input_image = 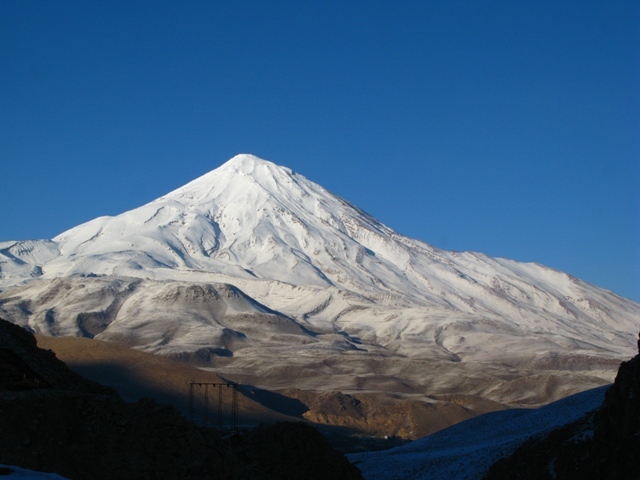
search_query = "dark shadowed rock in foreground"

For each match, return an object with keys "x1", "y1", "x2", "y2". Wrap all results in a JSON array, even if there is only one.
[
  {"x1": 0, "y1": 318, "x2": 363, "y2": 480},
  {"x1": 230, "y1": 422, "x2": 364, "y2": 480},
  {"x1": 485, "y1": 348, "x2": 640, "y2": 479}
]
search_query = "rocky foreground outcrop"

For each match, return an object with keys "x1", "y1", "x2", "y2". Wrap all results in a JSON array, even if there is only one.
[
  {"x1": 0, "y1": 318, "x2": 363, "y2": 480},
  {"x1": 484, "y1": 345, "x2": 640, "y2": 479}
]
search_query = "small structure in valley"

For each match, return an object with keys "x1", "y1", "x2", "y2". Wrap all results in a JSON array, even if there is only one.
[{"x1": 188, "y1": 382, "x2": 238, "y2": 429}]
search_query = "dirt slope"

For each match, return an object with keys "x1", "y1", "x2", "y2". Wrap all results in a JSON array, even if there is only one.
[{"x1": 36, "y1": 334, "x2": 297, "y2": 426}]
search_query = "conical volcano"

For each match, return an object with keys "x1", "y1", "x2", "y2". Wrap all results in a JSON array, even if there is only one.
[
  {"x1": 32, "y1": 154, "x2": 638, "y2": 353},
  {"x1": 49, "y1": 153, "x2": 444, "y2": 296},
  {"x1": 1, "y1": 155, "x2": 639, "y2": 438}
]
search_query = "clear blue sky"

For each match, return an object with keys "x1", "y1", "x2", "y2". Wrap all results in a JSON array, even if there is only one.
[{"x1": 1, "y1": 1, "x2": 638, "y2": 302}]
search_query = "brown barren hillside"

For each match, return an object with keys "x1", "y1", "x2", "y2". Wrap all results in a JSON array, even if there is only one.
[
  {"x1": 36, "y1": 334, "x2": 298, "y2": 426},
  {"x1": 36, "y1": 333, "x2": 617, "y2": 441}
]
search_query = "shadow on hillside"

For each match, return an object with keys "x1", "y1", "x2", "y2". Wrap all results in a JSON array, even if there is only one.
[
  {"x1": 236, "y1": 384, "x2": 309, "y2": 417},
  {"x1": 39, "y1": 358, "x2": 407, "y2": 455},
  {"x1": 66, "y1": 362, "x2": 271, "y2": 426}
]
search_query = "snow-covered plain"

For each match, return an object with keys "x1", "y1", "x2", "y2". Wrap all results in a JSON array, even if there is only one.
[
  {"x1": 1, "y1": 154, "x2": 638, "y2": 420},
  {"x1": 348, "y1": 385, "x2": 608, "y2": 480}
]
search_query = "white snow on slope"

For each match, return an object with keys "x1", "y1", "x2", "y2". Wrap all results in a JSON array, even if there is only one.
[
  {"x1": 0, "y1": 240, "x2": 59, "y2": 283},
  {"x1": 349, "y1": 385, "x2": 608, "y2": 480}
]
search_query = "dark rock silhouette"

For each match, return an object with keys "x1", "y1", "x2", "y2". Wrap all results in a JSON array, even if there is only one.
[{"x1": 0, "y1": 318, "x2": 363, "y2": 480}]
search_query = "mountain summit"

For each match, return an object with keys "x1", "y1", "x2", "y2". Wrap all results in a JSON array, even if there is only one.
[
  {"x1": 1, "y1": 154, "x2": 639, "y2": 433},
  {"x1": 50, "y1": 153, "x2": 394, "y2": 288}
]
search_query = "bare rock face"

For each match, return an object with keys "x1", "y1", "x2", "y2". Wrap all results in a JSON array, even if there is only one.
[
  {"x1": 484, "y1": 344, "x2": 640, "y2": 479},
  {"x1": 0, "y1": 318, "x2": 363, "y2": 480},
  {"x1": 290, "y1": 389, "x2": 492, "y2": 439}
]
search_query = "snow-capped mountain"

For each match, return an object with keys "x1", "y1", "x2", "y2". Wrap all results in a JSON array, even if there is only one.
[{"x1": 1, "y1": 154, "x2": 639, "y2": 419}]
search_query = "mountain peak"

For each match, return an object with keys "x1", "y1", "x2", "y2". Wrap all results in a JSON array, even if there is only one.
[
  {"x1": 222, "y1": 153, "x2": 264, "y2": 170},
  {"x1": 218, "y1": 154, "x2": 282, "y2": 176},
  {"x1": 162, "y1": 154, "x2": 295, "y2": 203}
]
